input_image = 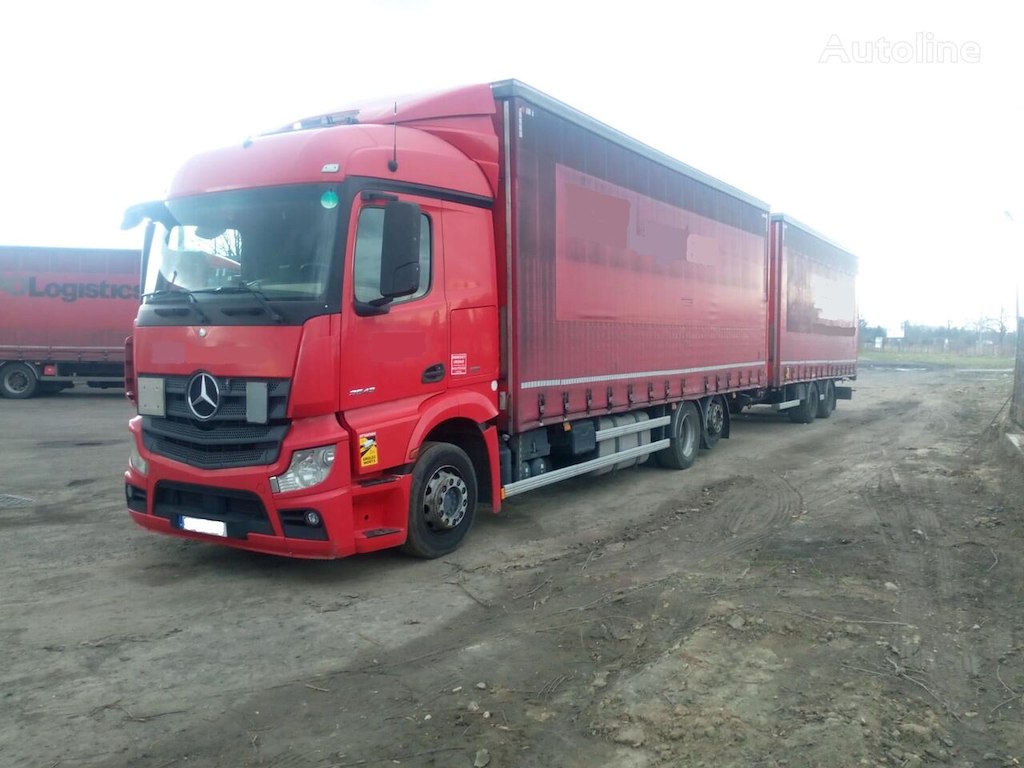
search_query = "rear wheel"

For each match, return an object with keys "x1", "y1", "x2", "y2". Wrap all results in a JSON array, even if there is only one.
[
  {"x1": 401, "y1": 442, "x2": 478, "y2": 558},
  {"x1": 701, "y1": 396, "x2": 726, "y2": 449},
  {"x1": 656, "y1": 401, "x2": 701, "y2": 469},
  {"x1": 788, "y1": 382, "x2": 819, "y2": 424},
  {"x1": 0, "y1": 363, "x2": 39, "y2": 399},
  {"x1": 816, "y1": 380, "x2": 836, "y2": 419}
]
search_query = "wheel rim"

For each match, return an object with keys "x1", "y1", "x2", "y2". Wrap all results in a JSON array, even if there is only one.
[
  {"x1": 5, "y1": 370, "x2": 29, "y2": 394},
  {"x1": 422, "y1": 465, "x2": 469, "y2": 531},
  {"x1": 681, "y1": 409, "x2": 699, "y2": 453},
  {"x1": 707, "y1": 400, "x2": 725, "y2": 436}
]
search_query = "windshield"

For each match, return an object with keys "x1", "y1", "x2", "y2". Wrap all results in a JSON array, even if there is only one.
[{"x1": 145, "y1": 185, "x2": 341, "y2": 299}]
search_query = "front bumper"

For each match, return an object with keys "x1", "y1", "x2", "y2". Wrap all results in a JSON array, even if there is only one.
[{"x1": 125, "y1": 414, "x2": 405, "y2": 559}]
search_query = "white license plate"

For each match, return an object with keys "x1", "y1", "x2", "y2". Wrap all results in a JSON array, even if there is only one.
[{"x1": 180, "y1": 516, "x2": 228, "y2": 537}]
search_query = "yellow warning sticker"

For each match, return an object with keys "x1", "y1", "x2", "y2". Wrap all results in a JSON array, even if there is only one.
[{"x1": 359, "y1": 433, "x2": 378, "y2": 468}]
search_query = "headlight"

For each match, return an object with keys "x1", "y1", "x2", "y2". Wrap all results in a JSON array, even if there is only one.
[
  {"x1": 271, "y1": 445, "x2": 336, "y2": 493},
  {"x1": 129, "y1": 439, "x2": 149, "y2": 476}
]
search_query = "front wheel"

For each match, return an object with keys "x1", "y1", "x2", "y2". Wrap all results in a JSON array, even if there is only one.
[
  {"x1": 0, "y1": 362, "x2": 39, "y2": 399},
  {"x1": 401, "y1": 442, "x2": 478, "y2": 558}
]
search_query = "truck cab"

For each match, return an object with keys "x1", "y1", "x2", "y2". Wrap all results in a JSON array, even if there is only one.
[{"x1": 124, "y1": 87, "x2": 503, "y2": 558}]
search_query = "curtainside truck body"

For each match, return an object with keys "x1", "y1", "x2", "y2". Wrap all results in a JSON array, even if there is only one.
[
  {"x1": 0, "y1": 246, "x2": 140, "y2": 398},
  {"x1": 121, "y1": 80, "x2": 854, "y2": 559}
]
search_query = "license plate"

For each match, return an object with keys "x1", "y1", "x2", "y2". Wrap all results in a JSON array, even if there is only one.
[{"x1": 180, "y1": 516, "x2": 227, "y2": 537}]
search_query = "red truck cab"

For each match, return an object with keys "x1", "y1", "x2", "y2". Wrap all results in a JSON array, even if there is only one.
[{"x1": 125, "y1": 85, "x2": 503, "y2": 558}]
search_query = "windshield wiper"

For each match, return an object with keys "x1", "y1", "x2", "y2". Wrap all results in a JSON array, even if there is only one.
[
  {"x1": 143, "y1": 289, "x2": 211, "y2": 324},
  {"x1": 203, "y1": 281, "x2": 286, "y2": 324}
]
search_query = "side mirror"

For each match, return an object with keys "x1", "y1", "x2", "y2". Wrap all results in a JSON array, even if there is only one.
[
  {"x1": 122, "y1": 200, "x2": 174, "y2": 231},
  {"x1": 379, "y1": 201, "x2": 421, "y2": 299}
]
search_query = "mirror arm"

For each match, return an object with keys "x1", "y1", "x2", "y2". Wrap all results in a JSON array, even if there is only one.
[{"x1": 354, "y1": 298, "x2": 392, "y2": 317}]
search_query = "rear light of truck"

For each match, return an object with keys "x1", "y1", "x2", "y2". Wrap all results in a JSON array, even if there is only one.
[{"x1": 124, "y1": 336, "x2": 136, "y2": 403}]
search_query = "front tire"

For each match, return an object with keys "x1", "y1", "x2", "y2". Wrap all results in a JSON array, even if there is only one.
[
  {"x1": 0, "y1": 362, "x2": 39, "y2": 399},
  {"x1": 402, "y1": 442, "x2": 478, "y2": 558}
]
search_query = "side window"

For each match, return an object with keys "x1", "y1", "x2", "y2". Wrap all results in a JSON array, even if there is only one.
[{"x1": 353, "y1": 207, "x2": 432, "y2": 304}]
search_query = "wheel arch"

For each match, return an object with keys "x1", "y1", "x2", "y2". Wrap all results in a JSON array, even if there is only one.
[{"x1": 405, "y1": 390, "x2": 500, "y2": 512}]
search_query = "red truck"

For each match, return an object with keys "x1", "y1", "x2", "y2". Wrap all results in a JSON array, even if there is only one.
[
  {"x1": 0, "y1": 246, "x2": 140, "y2": 398},
  {"x1": 121, "y1": 80, "x2": 857, "y2": 559}
]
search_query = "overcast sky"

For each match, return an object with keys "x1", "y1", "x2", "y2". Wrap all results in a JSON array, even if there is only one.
[{"x1": 1, "y1": 1, "x2": 1020, "y2": 331}]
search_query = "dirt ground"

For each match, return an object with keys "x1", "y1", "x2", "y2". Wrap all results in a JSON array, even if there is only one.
[{"x1": 2, "y1": 366, "x2": 1023, "y2": 768}]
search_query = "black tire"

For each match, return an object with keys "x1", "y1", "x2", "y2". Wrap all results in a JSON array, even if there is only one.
[
  {"x1": 701, "y1": 396, "x2": 726, "y2": 449},
  {"x1": 656, "y1": 401, "x2": 701, "y2": 469},
  {"x1": 401, "y1": 442, "x2": 478, "y2": 558},
  {"x1": 0, "y1": 362, "x2": 39, "y2": 399},
  {"x1": 788, "y1": 382, "x2": 819, "y2": 424},
  {"x1": 816, "y1": 380, "x2": 836, "y2": 419}
]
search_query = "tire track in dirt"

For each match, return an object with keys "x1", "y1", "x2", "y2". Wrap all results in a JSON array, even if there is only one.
[
  {"x1": 860, "y1": 429, "x2": 978, "y2": 717},
  {"x1": 686, "y1": 474, "x2": 804, "y2": 567}
]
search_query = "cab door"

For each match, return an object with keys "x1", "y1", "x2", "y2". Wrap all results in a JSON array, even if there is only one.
[{"x1": 338, "y1": 194, "x2": 448, "y2": 472}]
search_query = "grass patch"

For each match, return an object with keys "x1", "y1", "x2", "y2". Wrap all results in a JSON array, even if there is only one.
[{"x1": 858, "y1": 350, "x2": 1014, "y2": 368}]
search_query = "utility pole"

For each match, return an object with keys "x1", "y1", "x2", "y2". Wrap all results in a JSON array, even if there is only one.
[{"x1": 1007, "y1": 211, "x2": 1023, "y2": 426}]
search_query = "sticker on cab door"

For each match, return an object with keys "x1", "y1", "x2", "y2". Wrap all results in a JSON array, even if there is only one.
[
  {"x1": 451, "y1": 353, "x2": 468, "y2": 376},
  {"x1": 359, "y1": 434, "x2": 378, "y2": 467}
]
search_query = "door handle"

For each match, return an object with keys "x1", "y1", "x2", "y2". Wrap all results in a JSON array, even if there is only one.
[{"x1": 422, "y1": 363, "x2": 445, "y2": 384}]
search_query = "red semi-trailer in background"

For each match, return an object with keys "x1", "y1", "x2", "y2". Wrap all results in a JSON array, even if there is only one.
[
  {"x1": 121, "y1": 80, "x2": 857, "y2": 559},
  {"x1": 0, "y1": 246, "x2": 140, "y2": 398}
]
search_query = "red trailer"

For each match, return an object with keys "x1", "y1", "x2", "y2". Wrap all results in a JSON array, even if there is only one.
[
  {"x1": 723, "y1": 216, "x2": 858, "y2": 421},
  {"x1": 0, "y1": 246, "x2": 140, "y2": 398},
  {"x1": 121, "y1": 81, "x2": 856, "y2": 559}
]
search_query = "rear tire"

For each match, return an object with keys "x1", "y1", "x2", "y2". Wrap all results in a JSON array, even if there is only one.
[
  {"x1": 816, "y1": 380, "x2": 836, "y2": 419},
  {"x1": 701, "y1": 396, "x2": 726, "y2": 449},
  {"x1": 401, "y1": 442, "x2": 478, "y2": 558},
  {"x1": 656, "y1": 402, "x2": 700, "y2": 469},
  {"x1": 0, "y1": 362, "x2": 39, "y2": 399},
  {"x1": 788, "y1": 382, "x2": 819, "y2": 424}
]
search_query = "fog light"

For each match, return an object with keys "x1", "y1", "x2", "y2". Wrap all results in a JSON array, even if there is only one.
[
  {"x1": 304, "y1": 511, "x2": 322, "y2": 527},
  {"x1": 271, "y1": 444, "x2": 336, "y2": 493}
]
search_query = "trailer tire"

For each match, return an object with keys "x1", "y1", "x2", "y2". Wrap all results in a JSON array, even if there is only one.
[
  {"x1": 788, "y1": 382, "x2": 819, "y2": 424},
  {"x1": 401, "y1": 442, "x2": 478, "y2": 559},
  {"x1": 701, "y1": 396, "x2": 727, "y2": 449},
  {"x1": 816, "y1": 380, "x2": 836, "y2": 419},
  {"x1": 0, "y1": 362, "x2": 39, "y2": 399},
  {"x1": 656, "y1": 401, "x2": 700, "y2": 469}
]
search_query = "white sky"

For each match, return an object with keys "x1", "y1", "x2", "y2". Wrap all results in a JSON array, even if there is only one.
[{"x1": 1, "y1": 0, "x2": 1021, "y2": 330}]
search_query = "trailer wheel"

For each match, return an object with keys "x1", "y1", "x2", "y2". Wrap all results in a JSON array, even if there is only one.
[
  {"x1": 656, "y1": 401, "x2": 700, "y2": 469},
  {"x1": 701, "y1": 396, "x2": 727, "y2": 449},
  {"x1": 0, "y1": 362, "x2": 39, "y2": 399},
  {"x1": 816, "y1": 380, "x2": 836, "y2": 419},
  {"x1": 401, "y1": 442, "x2": 478, "y2": 559},
  {"x1": 788, "y1": 382, "x2": 819, "y2": 424}
]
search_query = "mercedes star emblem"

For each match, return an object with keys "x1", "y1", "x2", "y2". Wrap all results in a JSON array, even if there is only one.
[{"x1": 186, "y1": 372, "x2": 220, "y2": 421}]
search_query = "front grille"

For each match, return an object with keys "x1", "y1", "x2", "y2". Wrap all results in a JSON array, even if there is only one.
[
  {"x1": 141, "y1": 375, "x2": 290, "y2": 469},
  {"x1": 154, "y1": 481, "x2": 272, "y2": 537}
]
